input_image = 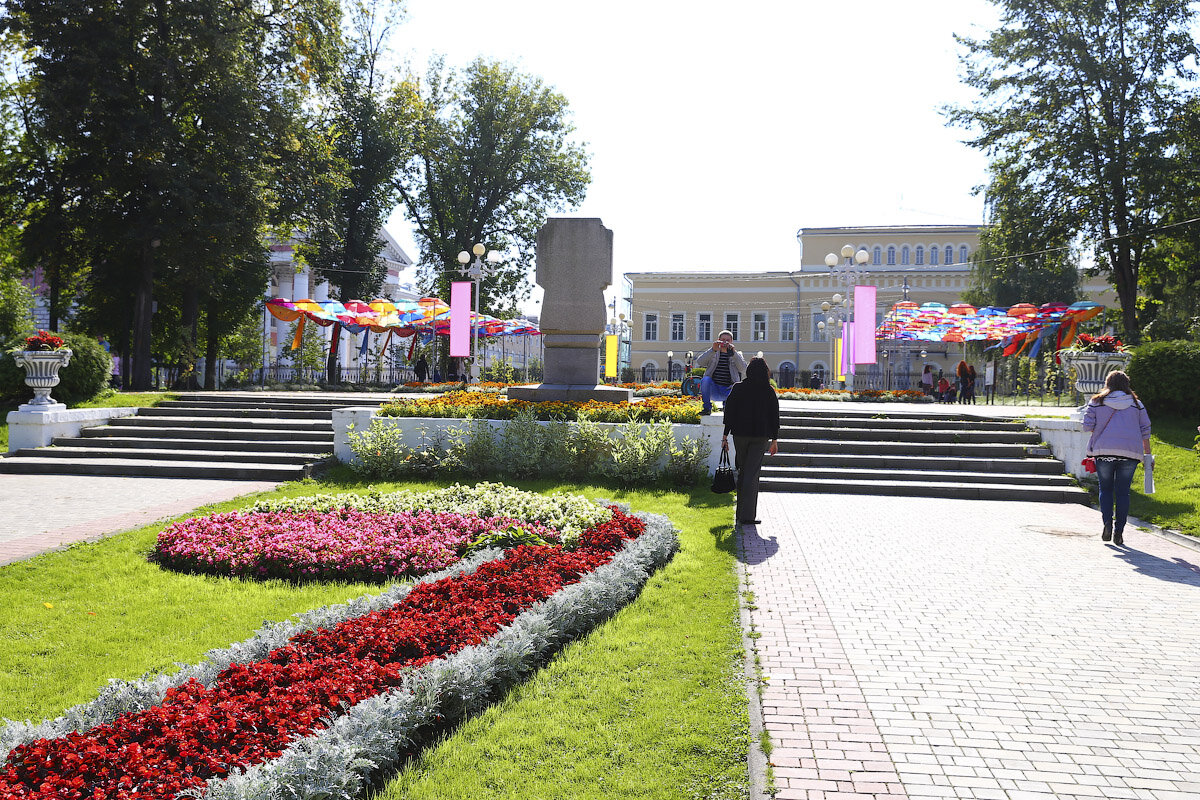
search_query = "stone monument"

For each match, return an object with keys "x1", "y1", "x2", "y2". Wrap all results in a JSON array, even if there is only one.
[{"x1": 508, "y1": 218, "x2": 633, "y2": 403}]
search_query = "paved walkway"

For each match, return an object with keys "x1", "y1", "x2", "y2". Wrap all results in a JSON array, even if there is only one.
[
  {"x1": 0, "y1": 475, "x2": 278, "y2": 565},
  {"x1": 744, "y1": 493, "x2": 1200, "y2": 800}
]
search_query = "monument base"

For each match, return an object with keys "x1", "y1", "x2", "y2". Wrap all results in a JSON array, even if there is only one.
[{"x1": 507, "y1": 384, "x2": 634, "y2": 403}]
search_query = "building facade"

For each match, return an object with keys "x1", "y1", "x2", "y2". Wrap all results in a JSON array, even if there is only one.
[{"x1": 627, "y1": 225, "x2": 1114, "y2": 388}]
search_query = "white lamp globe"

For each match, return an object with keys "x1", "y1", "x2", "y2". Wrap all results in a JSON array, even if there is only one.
[{"x1": 824, "y1": 253, "x2": 839, "y2": 267}]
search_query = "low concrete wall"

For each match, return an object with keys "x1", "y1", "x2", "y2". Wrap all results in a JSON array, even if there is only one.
[
  {"x1": 332, "y1": 408, "x2": 725, "y2": 473},
  {"x1": 1026, "y1": 414, "x2": 1091, "y2": 478},
  {"x1": 6, "y1": 406, "x2": 139, "y2": 452}
]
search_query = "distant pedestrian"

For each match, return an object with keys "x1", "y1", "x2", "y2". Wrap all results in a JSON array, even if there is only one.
[
  {"x1": 722, "y1": 357, "x2": 780, "y2": 527},
  {"x1": 1083, "y1": 370, "x2": 1152, "y2": 546},
  {"x1": 808, "y1": 372, "x2": 821, "y2": 390},
  {"x1": 967, "y1": 365, "x2": 977, "y2": 404},
  {"x1": 414, "y1": 355, "x2": 429, "y2": 383},
  {"x1": 920, "y1": 364, "x2": 934, "y2": 395},
  {"x1": 956, "y1": 360, "x2": 970, "y2": 404}
]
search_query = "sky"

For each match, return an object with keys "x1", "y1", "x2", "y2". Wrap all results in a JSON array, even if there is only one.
[{"x1": 383, "y1": 0, "x2": 1004, "y2": 314}]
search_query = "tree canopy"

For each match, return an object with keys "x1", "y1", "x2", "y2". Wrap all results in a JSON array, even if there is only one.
[
  {"x1": 397, "y1": 58, "x2": 591, "y2": 318},
  {"x1": 947, "y1": 0, "x2": 1200, "y2": 342}
]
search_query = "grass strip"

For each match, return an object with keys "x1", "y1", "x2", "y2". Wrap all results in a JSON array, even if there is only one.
[
  {"x1": 0, "y1": 475, "x2": 747, "y2": 799},
  {"x1": 1127, "y1": 413, "x2": 1200, "y2": 536}
]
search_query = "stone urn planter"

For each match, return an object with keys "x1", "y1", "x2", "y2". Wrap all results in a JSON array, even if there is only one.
[
  {"x1": 1059, "y1": 350, "x2": 1131, "y2": 396},
  {"x1": 12, "y1": 348, "x2": 73, "y2": 407}
]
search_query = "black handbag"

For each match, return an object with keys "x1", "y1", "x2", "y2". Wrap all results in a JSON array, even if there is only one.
[{"x1": 711, "y1": 446, "x2": 736, "y2": 494}]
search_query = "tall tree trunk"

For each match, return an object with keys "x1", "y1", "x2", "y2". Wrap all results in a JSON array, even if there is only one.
[
  {"x1": 204, "y1": 298, "x2": 220, "y2": 390},
  {"x1": 130, "y1": 246, "x2": 155, "y2": 390},
  {"x1": 175, "y1": 284, "x2": 200, "y2": 390},
  {"x1": 326, "y1": 321, "x2": 341, "y2": 384}
]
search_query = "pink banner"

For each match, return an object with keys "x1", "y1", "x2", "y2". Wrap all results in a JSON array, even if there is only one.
[
  {"x1": 853, "y1": 285, "x2": 877, "y2": 364},
  {"x1": 449, "y1": 281, "x2": 472, "y2": 357},
  {"x1": 841, "y1": 321, "x2": 854, "y2": 376}
]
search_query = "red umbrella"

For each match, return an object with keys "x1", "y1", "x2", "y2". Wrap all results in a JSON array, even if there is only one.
[
  {"x1": 1007, "y1": 303, "x2": 1037, "y2": 317},
  {"x1": 948, "y1": 303, "x2": 977, "y2": 315}
]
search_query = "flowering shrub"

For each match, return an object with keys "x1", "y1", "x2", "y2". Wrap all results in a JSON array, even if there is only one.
[
  {"x1": 377, "y1": 390, "x2": 701, "y2": 424},
  {"x1": 250, "y1": 482, "x2": 612, "y2": 547},
  {"x1": 1067, "y1": 333, "x2": 1126, "y2": 353},
  {"x1": 20, "y1": 330, "x2": 66, "y2": 351},
  {"x1": 849, "y1": 388, "x2": 932, "y2": 403},
  {"x1": 0, "y1": 508, "x2": 649, "y2": 800},
  {"x1": 152, "y1": 509, "x2": 562, "y2": 582}
]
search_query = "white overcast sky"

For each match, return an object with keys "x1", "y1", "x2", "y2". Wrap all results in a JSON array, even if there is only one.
[{"x1": 383, "y1": 0, "x2": 1003, "y2": 312}]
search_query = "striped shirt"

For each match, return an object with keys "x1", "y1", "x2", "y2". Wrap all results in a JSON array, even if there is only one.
[{"x1": 711, "y1": 351, "x2": 734, "y2": 386}]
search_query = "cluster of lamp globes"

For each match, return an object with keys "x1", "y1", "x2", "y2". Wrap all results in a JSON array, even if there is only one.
[
  {"x1": 817, "y1": 244, "x2": 871, "y2": 338},
  {"x1": 456, "y1": 242, "x2": 503, "y2": 276}
]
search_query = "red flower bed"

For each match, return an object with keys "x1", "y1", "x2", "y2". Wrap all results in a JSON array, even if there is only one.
[{"x1": 0, "y1": 510, "x2": 645, "y2": 800}]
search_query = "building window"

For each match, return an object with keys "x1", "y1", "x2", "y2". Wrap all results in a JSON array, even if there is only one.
[
  {"x1": 697, "y1": 313, "x2": 712, "y2": 342},
  {"x1": 929, "y1": 245, "x2": 939, "y2": 266},
  {"x1": 887, "y1": 246, "x2": 896, "y2": 265},
  {"x1": 753, "y1": 312, "x2": 767, "y2": 342},
  {"x1": 811, "y1": 362, "x2": 827, "y2": 386},
  {"x1": 915, "y1": 245, "x2": 924, "y2": 265},
  {"x1": 812, "y1": 312, "x2": 827, "y2": 342},
  {"x1": 780, "y1": 313, "x2": 796, "y2": 342},
  {"x1": 670, "y1": 313, "x2": 684, "y2": 341},
  {"x1": 959, "y1": 245, "x2": 969, "y2": 264},
  {"x1": 872, "y1": 246, "x2": 882, "y2": 266},
  {"x1": 641, "y1": 362, "x2": 658, "y2": 382},
  {"x1": 944, "y1": 245, "x2": 953, "y2": 265},
  {"x1": 644, "y1": 313, "x2": 658, "y2": 341},
  {"x1": 724, "y1": 313, "x2": 739, "y2": 341},
  {"x1": 901, "y1": 246, "x2": 910, "y2": 265}
]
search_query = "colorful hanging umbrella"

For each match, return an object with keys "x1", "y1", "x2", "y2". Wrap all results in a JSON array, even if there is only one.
[
  {"x1": 1007, "y1": 303, "x2": 1037, "y2": 317},
  {"x1": 948, "y1": 303, "x2": 977, "y2": 315}
]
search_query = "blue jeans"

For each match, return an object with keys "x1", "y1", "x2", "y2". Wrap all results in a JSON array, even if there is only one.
[
  {"x1": 1096, "y1": 457, "x2": 1138, "y2": 534},
  {"x1": 700, "y1": 376, "x2": 733, "y2": 413}
]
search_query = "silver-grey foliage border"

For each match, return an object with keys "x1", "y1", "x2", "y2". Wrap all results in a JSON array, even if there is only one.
[
  {"x1": 200, "y1": 507, "x2": 677, "y2": 800},
  {"x1": 0, "y1": 548, "x2": 504, "y2": 758}
]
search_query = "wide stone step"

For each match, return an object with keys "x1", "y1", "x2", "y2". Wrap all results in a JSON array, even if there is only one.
[
  {"x1": 759, "y1": 475, "x2": 1089, "y2": 503},
  {"x1": 760, "y1": 465, "x2": 1077, "y2": 487},
  {"x1": 776, "y1": 438, "x2": 1034, "y2": 458},
  {"x1": 768, "y1": 452, "x2": 1067, "y2": 475},
  {"x1": 159, "y1": 398, "x2": 384, "y2": 412},
  {"x1": 57, "y1": 436, "x2": 333, "y2": 453},
  {"x1": 79, "y1": 425, "x2": 334, "y2": 443},
  {"x1": 778, "y1": 414, "x2": 1028, "y2": 432},
  {"x1": 15, "y1": 446, "x2": 328, "y2": 465},
  {"x1": 140, "y1": 406, "x2": 333, "y2": 421},
  {"x1": 108, "y1": 415, "x2": 331, "y2": 432},
  {"x1": 777, "y1": 407, "x2": 1004, "y2": 422},
  {"x1": 778, "y1": 424, "x2": 1040, "y2": 444},
  {"x1": 0, "y1": 456, "x2": 308, "y2": 481}
]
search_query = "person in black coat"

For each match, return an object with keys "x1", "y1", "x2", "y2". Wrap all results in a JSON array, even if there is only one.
[{"x1": 722, "y1": 357, "x2": 780, "y2": 526}]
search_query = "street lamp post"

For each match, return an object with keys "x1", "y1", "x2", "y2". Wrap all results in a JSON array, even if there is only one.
[
  {"x1": 666, "y1": 350, "x2": 674, "y2": 383},
  {"x1": 607, "y1": 314, "x2": 630, "y2": 383},
  {"x1": 455, "y1": 243, "x2": 503, "y2": 383},
  {"x1": 823, "y1": 244, "x2": 870, "y2": 391}
]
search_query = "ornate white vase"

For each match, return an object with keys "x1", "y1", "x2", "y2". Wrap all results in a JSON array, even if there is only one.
[
  {"x1": 1059, "y1": 350, "x2": 1131, "y2": 396},
  {"x1": 13, "y1": 349, "x2": 73, "y2": 407}
]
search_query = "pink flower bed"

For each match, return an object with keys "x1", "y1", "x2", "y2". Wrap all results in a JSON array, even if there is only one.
[{"x1": 153, "y1": 510, "x2": 561, "y2": 582}]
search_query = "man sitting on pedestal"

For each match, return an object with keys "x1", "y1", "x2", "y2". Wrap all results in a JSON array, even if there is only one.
[{"x1": 695, "y1": 330, "x2": 747, "y2": 415}]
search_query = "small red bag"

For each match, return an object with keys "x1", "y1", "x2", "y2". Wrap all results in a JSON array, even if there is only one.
[{"x1": 1081, "y1": 457, "x2": 1097, "y2": 473}]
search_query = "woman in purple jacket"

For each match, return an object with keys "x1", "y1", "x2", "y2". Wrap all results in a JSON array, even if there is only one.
[{"x1": 1082, "y1": 371, "x2": 1152, "y2": 546}]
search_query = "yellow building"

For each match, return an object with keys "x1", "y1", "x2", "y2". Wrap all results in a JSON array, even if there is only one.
[{"x1": 626, "y1": 224, "x2": 1114, "y2": 388}]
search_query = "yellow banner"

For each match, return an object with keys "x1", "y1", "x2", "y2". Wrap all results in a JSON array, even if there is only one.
[
  {"x1": 833, "y1": 338, "x2": 845, "y2": 381},
  {"x1": 604, "y1": 335, "x2": 618, "y2": 378}
]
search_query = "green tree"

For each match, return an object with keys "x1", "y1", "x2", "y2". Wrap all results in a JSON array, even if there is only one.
[
  {"x1": 299, "y1": 0, "x2": 413, "y2": 384},
  {"x1": 947, "y1": 0, "x2": 1199, "y2": 342},
  {"x1": 964, "y1": 164, "x2": 1081, "y2": 308},
  {"x1": 398, "y1": 58, "x2": 591, "y2": 317},
  {"x1": 2, "y1": 0, "x2": 340, "y2": 388}
]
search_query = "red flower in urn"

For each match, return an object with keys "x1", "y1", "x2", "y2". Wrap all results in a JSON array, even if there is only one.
[
  {"x1": 1070, "y1": 333, "x2": 1125, "y2": 353},
  {"x1": 22, "y1": 330, "x2": 66, "y2": 351}
]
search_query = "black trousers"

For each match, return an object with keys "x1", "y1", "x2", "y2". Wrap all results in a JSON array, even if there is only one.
[{"x1": 733, "y1": 436, "x2": 769, "y2": 522}]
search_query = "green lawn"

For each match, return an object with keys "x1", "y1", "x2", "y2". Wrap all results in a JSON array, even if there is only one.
[
  {"x1": 1127, "y1": 413, "x2": 1200, "y2": 536},
  {"x1": 0, "y1": 474, "x2": 749, "y2": 799},
  {"x1": 0, "y1": 391, "x2": 177, "y2": 451}
]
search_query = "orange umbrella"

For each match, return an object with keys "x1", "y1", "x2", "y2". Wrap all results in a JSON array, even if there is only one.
[
  {"x1": 1007, "y1": 303, "x2": 1037, "y2": 317},
  {"x1": 948, "y1": 303, "x2": 977, "y2": 315}
]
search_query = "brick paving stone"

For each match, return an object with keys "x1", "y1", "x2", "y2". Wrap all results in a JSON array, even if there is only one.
[{"x1": 743, "y1": 493, "x2": 1200, "y2": 800}]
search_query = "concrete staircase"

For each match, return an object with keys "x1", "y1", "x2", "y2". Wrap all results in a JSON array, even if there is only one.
[
  {"x1": 761, "y1": 408, "x2": 1088, "y2": 503},
  {"x1": 0, "y1": 392, "x2": 387, "y2": 481}
]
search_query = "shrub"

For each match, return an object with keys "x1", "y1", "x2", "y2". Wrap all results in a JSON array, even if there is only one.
[
  {"x1": 1127, "y1": 339, "x2": 1200, "y2": 417},
  {"x1": 0, "y1": 331, "x2": 112, "y2": 406},
  {"x1": 347, "y1": 421, "x2": 447, "y2": 479}
]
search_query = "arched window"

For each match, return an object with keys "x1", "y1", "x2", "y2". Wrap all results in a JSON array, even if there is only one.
[
  {"x1": 944, "y1": 245, "x2": 954, "y2": 265},
  {"x1": 778, "y1": 361, "x2": 796, "y2": 389},
  {"x1": 669, "y1": 361, "x2": 685, "y2": 381},
  {"x1": 959, "y1": 245, "x2": 969, "y2": 264},
  {"x1": 901, "y1": 246, "x2": 910, "y2": 265},
  {"x1": 929, "y1": 245, "x2": 939, "y2": 266},
  {"x1": 641, "y1": 362, "x2": 658, "y2": 382},
  {"x1": 887, "y1": 246, "x2": 896, "y2": 265},
  {"x1": 872, "y1": 246, "x2": 882, "y2": 266},
  {"x1": 811, "y1": 362, "x2": 827, "y2": 387},
  {"x1": 915, "y1": 245, "x2": 924, "y2": 265}
]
